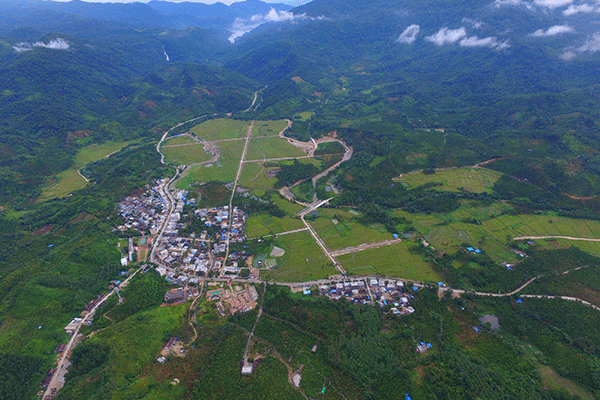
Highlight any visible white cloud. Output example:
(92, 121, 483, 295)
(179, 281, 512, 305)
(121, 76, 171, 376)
(459, 35, 510, 49)
(462, 18, 484, 29)
(397, 24, 420, 44)
(531, 25, 575, 36)
(494, 0, 534, 9)
(560, 50, 576, 60)
(579, 32, 600, 52)
(563, 3, 597, 15)
(534, 0, 574, 8)
(13, 38, 70, 53)
(425, 27, 467, 46)
(228, 8, 322, 43)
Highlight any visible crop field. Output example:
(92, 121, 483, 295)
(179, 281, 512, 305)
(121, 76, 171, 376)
(239, 162, 277, 190)
(293, 111, 314, 121)
(161, 143, 211, 165)
(401, 206, 600, 263)
(394, 168, 502, 193)
(252, 120, 289, 137)
(189, 118, 250, 141)
(39, 168, 87, 201)
(161, 135, 197, 146)
(246, 136, 307, 160)
(246, 214, 305, 238)
(309, 218, 392, 250)
(75, 140, 135, 166)
(271, 193, 305, 214)
(260, 230, 336, 282)
(176, 140, 244, 187)
(337, 241, 441, 282)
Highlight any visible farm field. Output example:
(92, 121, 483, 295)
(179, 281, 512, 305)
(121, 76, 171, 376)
(271, 193, 305, 215)
(246, 214, 305, 238)
(238, 162, 276, 190)
(161, 143, 211, 165)
(175, 140, 245, 187)
(189, 118, 250, 141)
(337, 241, 441, 282)
(246, 136, 307, 160)
(252, 120, 289, 137)
(401, 206, 600, 263)
(161, 134, 197, 146)
(260, 230, 336, 282)
(394, 167, 502, 193)
(75, 140, 135, 166)
(39, 168, 87, 201)
(309, 217, 392, 250)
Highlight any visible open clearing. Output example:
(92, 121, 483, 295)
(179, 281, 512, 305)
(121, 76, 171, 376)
(538, 365, 596, 400)
(161, 143, 211, 165)
(337, 241, 440, 282)
(394, 167, 502, 193)
(246, 136, 307, 160)
(75, 140, 135, 166)
(260, 230, 337, 282)
(39, 168, 87, 201)
(238, 162, 276, 190)
(189, 118, 250, 141)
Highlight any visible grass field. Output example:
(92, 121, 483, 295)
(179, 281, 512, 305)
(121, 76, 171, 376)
(260, 230, 337, 282)
(271, 193, 305, 214)
(175, 140, 245, 187)
(161, 144, 211, 165)
(75, 140, 135, 166)
(337, 241, 441, 282)
(394, 168, 502, 193)
(246, 214, 305, 238)
(161, 135, 197, 146)
(293, 112, 314, 121)
(538, 365, 596, 400)
(252, 120, 289, 137)
(39, 168, 87, 201)
(309, 217, 393, 250)
(190, 118, 250, 141)
(246, 136, 307, 160)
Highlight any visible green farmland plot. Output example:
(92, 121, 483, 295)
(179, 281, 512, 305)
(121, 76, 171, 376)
(260, 230, 336, 282)
(190, 118, 250, 141)
(246, 136, 307, 160)
(337, 241, 440, 282)
(309, 217, 392, 251)
(161, 135, 197, 146)
(39, 168, 87, 201)
(161, 143, 211, 165)
(239, 162, 276, 190)
(395, 168, 502, 193)
(252, 120, 289, 137)
(246, 214, 304, 238)
(75, 140, 136, 166)
(176, 140, 245, 187)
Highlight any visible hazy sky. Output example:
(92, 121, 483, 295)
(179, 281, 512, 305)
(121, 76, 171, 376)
(49, 0, 311, 5)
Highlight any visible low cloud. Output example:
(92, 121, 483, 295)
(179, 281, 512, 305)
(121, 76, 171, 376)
(459, 35, 510, 49)
(534, 0, 574, 8)
(397, 24, 420, 44)
(579, 32, 600, 52)
(229, 8, 322, 43)
(13, 38, 70, 53)
(563, 3, 598, 15)
(531, 25, 575, 36)
(560, 32, 600, 60)
(425, 27, 467, 46)
(494, 0, 534, 9)
(462, 18, 484, 29)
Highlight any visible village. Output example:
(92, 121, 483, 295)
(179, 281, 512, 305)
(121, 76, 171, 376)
(116, 179, 251, 285)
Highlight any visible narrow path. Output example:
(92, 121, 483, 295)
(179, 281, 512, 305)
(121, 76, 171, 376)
(77, 168, 90, 183)
(301, 215, 346, 275)
(514, 235, 600, 242)
(330, 238, 403, 257)
(222, 121, 254, 275)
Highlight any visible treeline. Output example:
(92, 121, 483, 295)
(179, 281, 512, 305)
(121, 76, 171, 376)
(274, 159, 320, 188)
